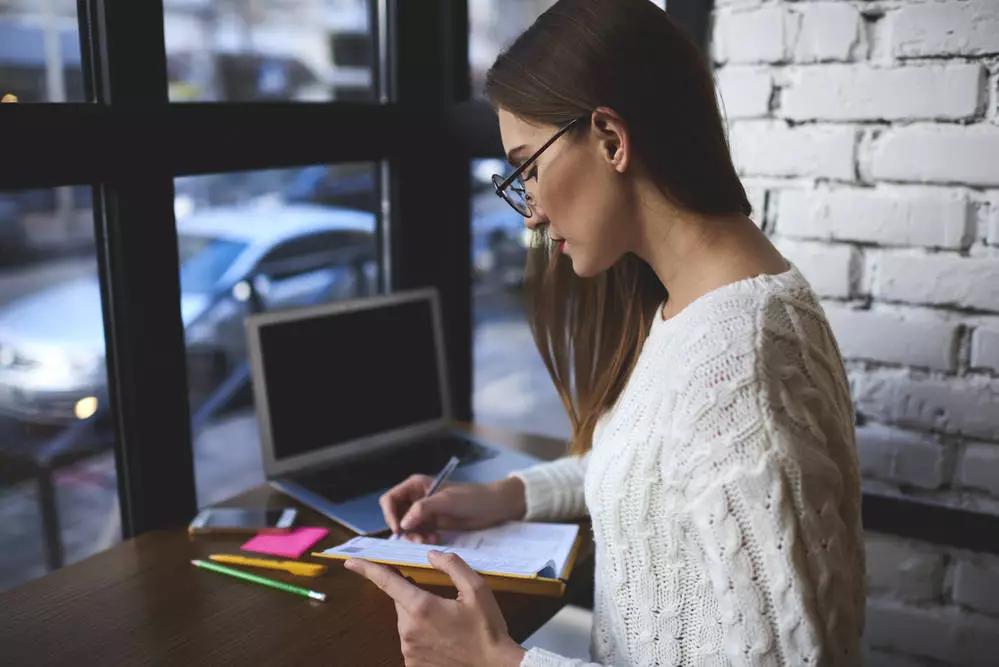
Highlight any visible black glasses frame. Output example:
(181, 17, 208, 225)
(492, 116, 586, 216)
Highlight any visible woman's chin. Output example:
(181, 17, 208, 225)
(567, 256, 598, 278)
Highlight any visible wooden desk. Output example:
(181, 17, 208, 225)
(2, 424, 592, 666)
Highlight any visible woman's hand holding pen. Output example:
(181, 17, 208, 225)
(379, 475, 527, 544)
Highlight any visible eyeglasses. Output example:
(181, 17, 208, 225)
(493, 116, 585, 217)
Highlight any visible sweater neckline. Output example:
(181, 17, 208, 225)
(652, 261, 804, 335)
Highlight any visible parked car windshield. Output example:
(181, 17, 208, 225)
(178, 234, 249, 295)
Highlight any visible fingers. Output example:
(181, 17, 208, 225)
(378, 493, 402, 535)
(427, 551, 490, 601)
(399, 489, 456, 533)
(343, 559, 427, 613)
(380, 475, 432, 535)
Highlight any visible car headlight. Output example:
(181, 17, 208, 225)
(0, 342, 15, 368)
(174, 194, 195, 221)
(474, 249, 496, 273)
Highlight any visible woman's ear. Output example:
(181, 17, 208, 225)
(590, 107, 630, 174)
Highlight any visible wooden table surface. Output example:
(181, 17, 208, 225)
(2, 424, 593, 666)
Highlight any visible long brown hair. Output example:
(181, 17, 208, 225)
(485, 0, 750, 455)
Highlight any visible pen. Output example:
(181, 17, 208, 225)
(209, 554, 327, 577)
(192, 559, 327, 601)
(391, 455, 460, 540)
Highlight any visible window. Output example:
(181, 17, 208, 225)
(0, 185, 119, 591)
(164, 0, 377, 102)
(177, 163, 381, 506)
(470, 160, 571, 441)
(0, 1, 86, 102)
(468, 0, 666, 98)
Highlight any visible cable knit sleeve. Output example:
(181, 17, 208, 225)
(678, 316, 864, 666)
(685, 452, 830, 665)
(509, 452, 590, 522)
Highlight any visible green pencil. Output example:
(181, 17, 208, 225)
(191, 559, 326, 602)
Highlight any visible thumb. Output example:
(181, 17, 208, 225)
(427, 551, 489, 601)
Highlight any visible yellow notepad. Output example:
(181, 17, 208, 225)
(314, 522, 582, 598)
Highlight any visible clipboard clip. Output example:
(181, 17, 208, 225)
(536, 559, 558, 579)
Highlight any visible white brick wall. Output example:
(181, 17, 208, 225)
(870, 251, 999, 313)
(781, 65, 985, 122)
(952, 557, 999, 616)
(790, 2, 864, 64)
(866, 533, 945, 602)
(870, 125, 999, 187)
(711, 1, 999, 662)
(777, 187, 972, 250)
(971, 326, 999, 372)
(865, 598, 999, 666)
(957, 442, 999, 496)
(855, 422, 954, 489)
(729, 121, 856, 179)
(890, 2, 999, 59)
(712, 6, 790, 64)
(855, 372, 999, 441)
(716, 67, 772, 118)
(776, 239, 858, 298)
(988, 194, 999, 245)
(825, 305, 958, 371)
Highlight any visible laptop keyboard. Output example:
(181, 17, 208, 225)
(286, 433, 497, 503)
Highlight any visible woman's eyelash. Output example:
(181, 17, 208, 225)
(524, 167, 538, 181)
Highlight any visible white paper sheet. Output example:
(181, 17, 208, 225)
(438, 522, 580, 578)
(323, 522, 579, 578)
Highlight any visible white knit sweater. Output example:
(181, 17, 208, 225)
(512, 265, 866, 667)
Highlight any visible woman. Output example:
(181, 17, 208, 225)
(344, 0, 866, 665)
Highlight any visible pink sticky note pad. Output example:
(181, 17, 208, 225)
(241, 527, 329, 558)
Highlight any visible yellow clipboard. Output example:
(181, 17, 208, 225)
(314, 530, 585, 598)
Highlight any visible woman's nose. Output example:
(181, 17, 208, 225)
(523, 193, 548, 229)
(523, 206, 549, 230)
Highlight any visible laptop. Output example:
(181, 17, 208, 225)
(245, 287, 543, 535)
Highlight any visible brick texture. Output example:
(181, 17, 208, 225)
(855, 372, 999, 441)
(712, 6, 790, 64)
(791, 2, 864, 63)
(777, 188, 972, 250)
(956, 443, 999, 496)
(866, 533, 945, 602)
(890, 2, 999, 59)
(988, 195, 999, 246)
(871, 124, 999, 187)
(716, 67, 772, 118)
(855, 422, 954, 490)
(870, 252, 999, 313)
(970, 326, 999, 372)
(865, 598, 999, 666)
(824, 306, 958, 371)
(776, 240, 858, 298)
(952, 558, 999, 616)
(730, 121, 856, 179)
(781, 65, 984, 122)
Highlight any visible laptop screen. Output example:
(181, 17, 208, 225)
(257, 297, 445, 461)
